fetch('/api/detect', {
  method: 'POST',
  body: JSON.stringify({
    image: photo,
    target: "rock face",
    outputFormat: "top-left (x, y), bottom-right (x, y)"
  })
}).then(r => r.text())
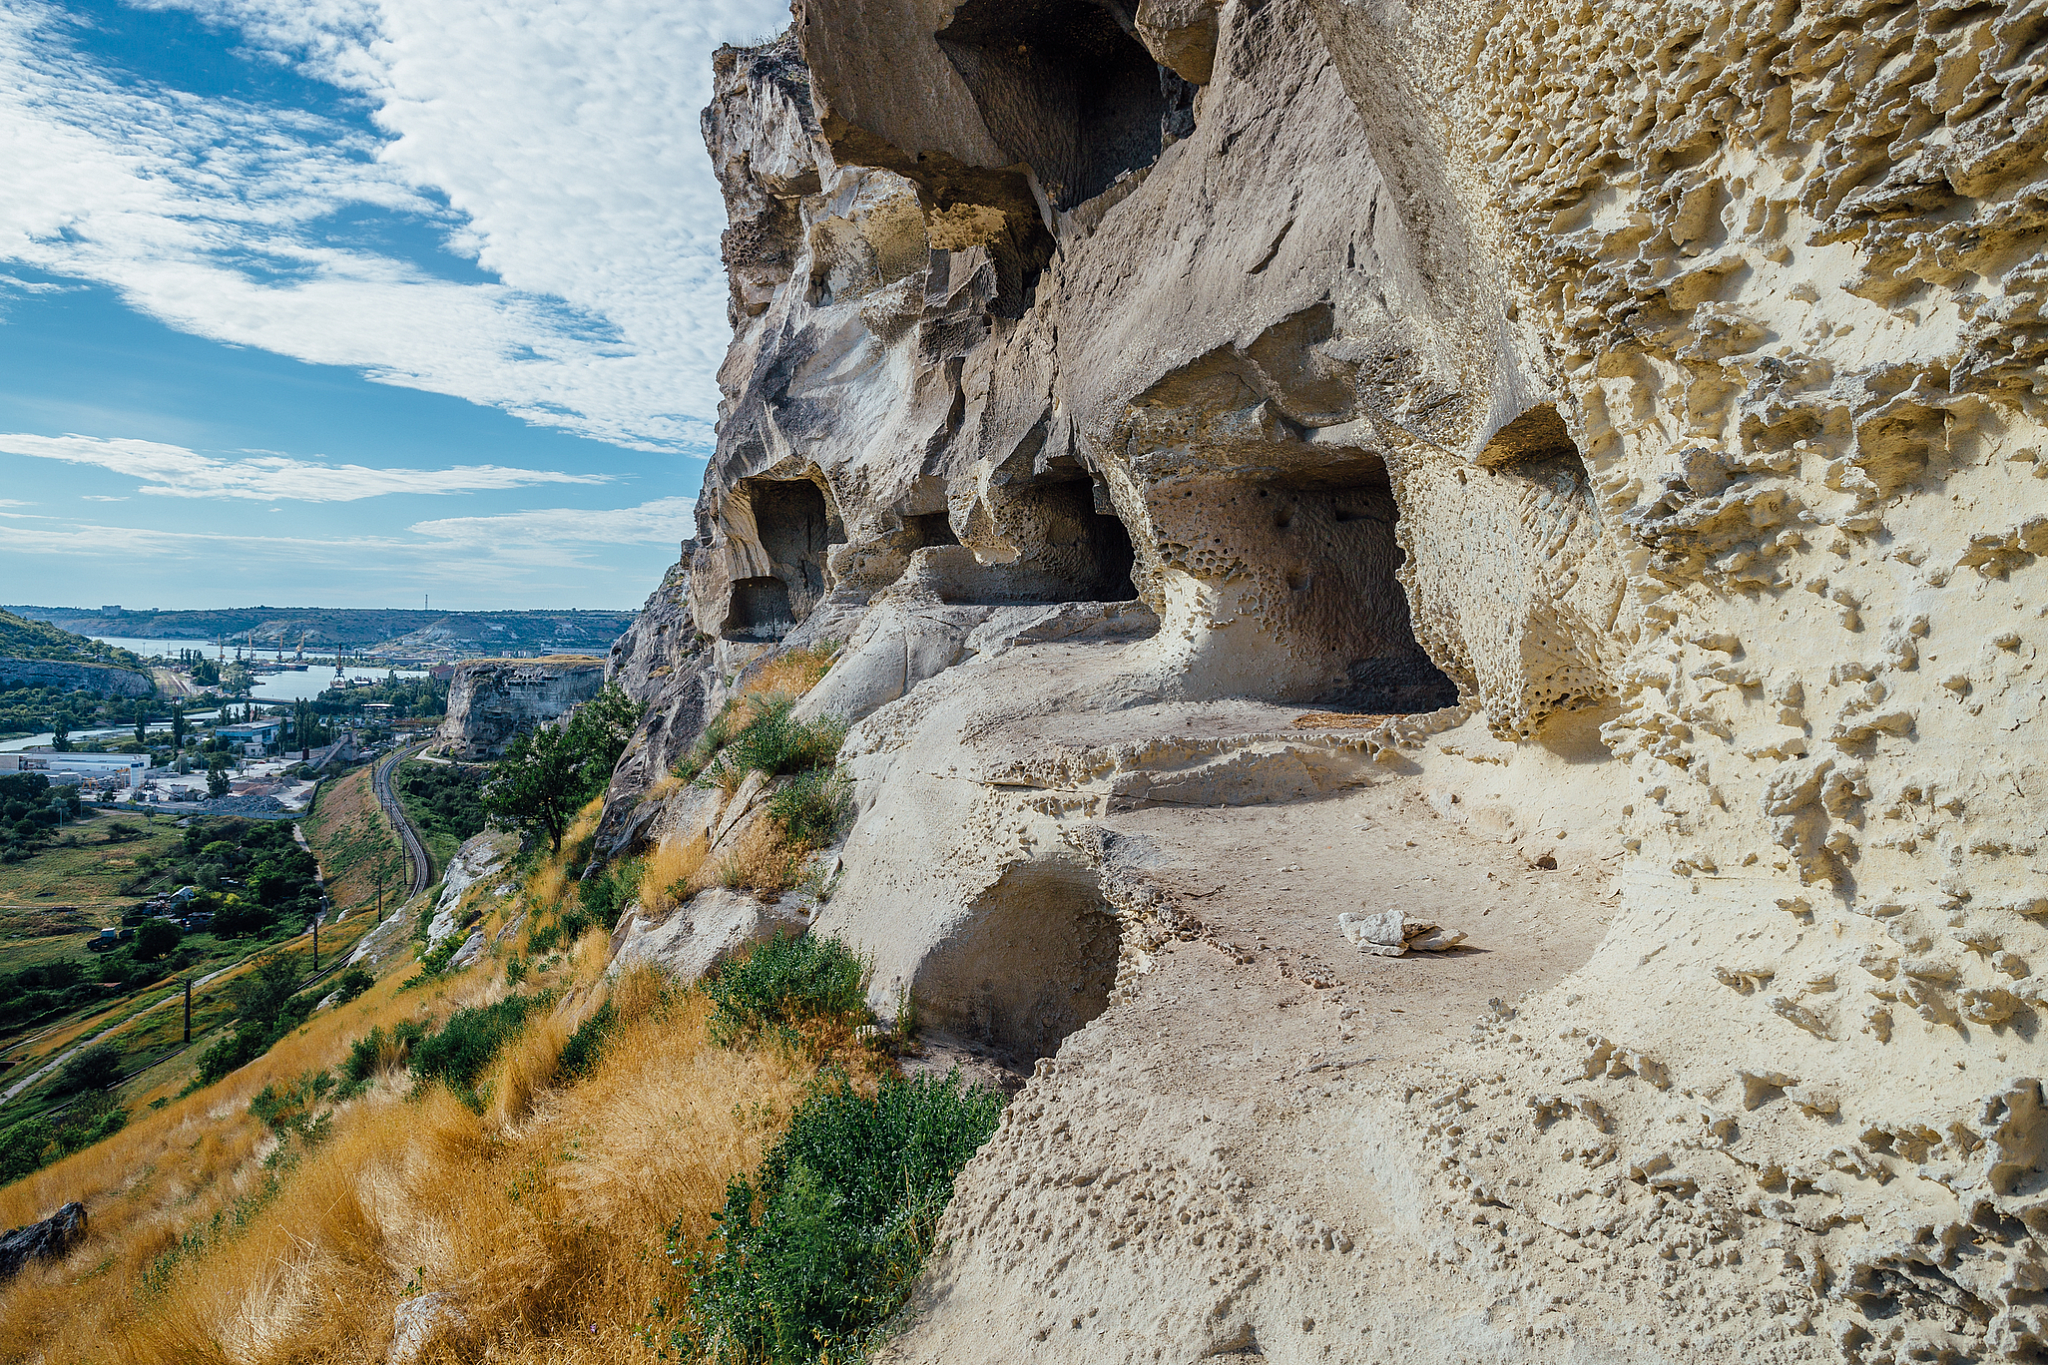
top-left (0, 658), bottom-right (152, 698)
top-left (436, 658), bottom-right (606, 760)
top-left (600, 9), bottom-right (2048, 1361)
top-left (0, 1202), bottom-right (86, 1279)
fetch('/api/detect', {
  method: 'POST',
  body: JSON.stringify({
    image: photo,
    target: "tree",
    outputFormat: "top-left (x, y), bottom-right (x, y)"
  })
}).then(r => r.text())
top-left (171, 701), bottom-right (187, 751)
top-left (134, 918), bottom-right (182, 961)
top-left (51, 717), bottom-right (70, 752)
top-left (133, 701), bottom-right (150, 746)
top-left (55, 1043), bottom-right (121, 1095)
top-left (482, 683), bottom-right (643, 853)
top-left (206, 759), bottom-right (231, 800)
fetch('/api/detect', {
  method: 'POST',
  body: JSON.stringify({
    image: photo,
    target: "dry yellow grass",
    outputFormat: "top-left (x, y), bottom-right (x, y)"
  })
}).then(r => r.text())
top-left (740, 644), bottom-right (836, 700)
top-left (638, 833), bottom-right (708, 916)
top-left (713, 816), bottom-right (804, 897)
top-left (0, 928), bottom-right (811, 1365)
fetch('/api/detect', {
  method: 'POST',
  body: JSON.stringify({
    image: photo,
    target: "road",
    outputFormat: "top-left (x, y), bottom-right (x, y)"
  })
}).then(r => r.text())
top-left (372, 744), bottom-right (435, 899)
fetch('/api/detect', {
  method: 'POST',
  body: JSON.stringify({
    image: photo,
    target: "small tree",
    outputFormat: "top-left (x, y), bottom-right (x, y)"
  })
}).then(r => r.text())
top-left (171, 701), bottom-right (187, 751)
top-left (51, 717), bottom-right (70, 752)
top-left (133, 701), bottom-right (150, 746)
top-left (482, 683), bottom-right (643, 853)
top-left (55, 1043), bottom-right (121, 1095)
top-left (206, 759), bottom-right (231, 800)
top-left (134, 918), bottom-right (182, 960)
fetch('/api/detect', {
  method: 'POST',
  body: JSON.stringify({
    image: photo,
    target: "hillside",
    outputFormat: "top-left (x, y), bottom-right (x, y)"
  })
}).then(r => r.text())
top-left (0, 610), bottom-right (143, 672)
top-left (4, 607), bottom-right (635, 654)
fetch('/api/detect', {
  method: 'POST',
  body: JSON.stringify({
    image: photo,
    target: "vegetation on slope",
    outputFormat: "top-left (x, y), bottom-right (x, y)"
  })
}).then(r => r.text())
top-left (484, 682), bottom-right (643, 852)
top-left (0, 608), bottom-right (145, 670)
top-left (0, 806), bottom-right (1002, 1365)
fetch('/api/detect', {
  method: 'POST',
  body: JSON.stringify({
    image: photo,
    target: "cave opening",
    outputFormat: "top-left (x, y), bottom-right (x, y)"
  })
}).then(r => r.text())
top-left (721, 477), bottom-right (845, 641)
top-left (904, 511), bottom-right (960, 549)
top-left (911, 860), bottom-right (1120, 1064)
top-left (1261, 461), bottom-right (1460, 713)
top-left (941, 478), bottom-right (1139, 605)
top-left (935, 0), bottom-right (1193, 213)
top-left (721, 577), bottom-right (795, 641)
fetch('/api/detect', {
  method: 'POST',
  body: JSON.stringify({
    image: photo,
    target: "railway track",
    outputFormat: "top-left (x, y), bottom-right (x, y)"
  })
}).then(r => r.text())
top-left (372, 743), bottom-right (434, 899)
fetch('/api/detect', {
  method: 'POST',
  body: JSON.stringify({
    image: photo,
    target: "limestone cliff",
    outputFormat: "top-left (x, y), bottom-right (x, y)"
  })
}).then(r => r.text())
top-left (436, 658), bottom-right (606, 761)
top-left (602, 7), bottom-right (2048, 1361)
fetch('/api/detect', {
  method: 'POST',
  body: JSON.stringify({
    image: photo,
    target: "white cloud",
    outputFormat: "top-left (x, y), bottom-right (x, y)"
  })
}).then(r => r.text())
top-left (0, 498), bottom-right (27, 506)
top-left (0, 0), bottom-right (789, 451)
top-left (0, 495), bottom-right (696, 579)
top-left (80, 494), bottom-right (129, 501)
top-left (409, 497), bottom-right (696, 547)
top-left (0, 431), bottom-right (609, 500)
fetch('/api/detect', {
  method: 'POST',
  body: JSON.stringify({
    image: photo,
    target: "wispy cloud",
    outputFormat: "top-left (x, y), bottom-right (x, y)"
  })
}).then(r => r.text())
top-left (0, 0), bottom-right (786, 451)
top-left (0, 495), bottom-right (695, 579)
top-left (410, 497), bottom-right (696, 547)
top-left (0, 431), bottom-right (608, 500)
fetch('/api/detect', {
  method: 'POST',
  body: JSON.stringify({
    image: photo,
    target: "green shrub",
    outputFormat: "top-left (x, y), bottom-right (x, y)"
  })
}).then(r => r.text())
top-left (672, 1071), bottom-right (1004, 1364)
top-left (409, 994), bottom-right (545, 1107)
top-left (578, 859), bottom-right (643, 931)
top-left (702, 933), bottom-right (867, 1050)
top-left (0, 1093), bottom-right (128, 1186)
top-left (55, 1042), bottom-right (121, 1095)
top-left (526, 919), bottom-right (562, 957)
top-left (765, 769), bottom-right (850, 850)
top-left (697, 698), bottom-right (846, 790)
top-left (554, 999), bottom-right (617, 1083)
top-left (332, 965), bottom-right (375, 1003)
top-left (248, 1069), bottom-right (334, 1136)
top-left (336, 1021), bottom-right (424, 1099)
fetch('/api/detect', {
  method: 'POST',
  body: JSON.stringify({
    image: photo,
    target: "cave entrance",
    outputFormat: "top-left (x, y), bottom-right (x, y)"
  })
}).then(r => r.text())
top-left (722, 577), bottom-right (795, 641)
top-left (935, 0), bottom-right (1193, 212)
top-left (722, 477), bottom-right (845, 642)
top-left (941, 478), bottom-right (1140, 606)
top-left (1264, 462), bottom-right (1458, 712)
top-left (912, 860), bottom-right (1119, 1063)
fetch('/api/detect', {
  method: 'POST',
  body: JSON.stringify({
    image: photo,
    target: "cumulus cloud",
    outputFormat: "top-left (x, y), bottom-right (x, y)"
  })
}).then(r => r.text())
top-left (0, 0), bottom-right (787, 451)
top-left (0, 431), bottom-right (609, 500)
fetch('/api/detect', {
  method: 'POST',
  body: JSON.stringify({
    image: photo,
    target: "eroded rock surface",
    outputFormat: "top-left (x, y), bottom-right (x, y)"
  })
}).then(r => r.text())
top-left (597, 7), bottom-right (2048, 1360)
top-left (436, 658), bottom-right (605, 760)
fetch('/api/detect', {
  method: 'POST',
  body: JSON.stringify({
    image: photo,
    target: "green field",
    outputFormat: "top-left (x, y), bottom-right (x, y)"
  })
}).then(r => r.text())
top-left (0, 813), bottom-right (184, 924)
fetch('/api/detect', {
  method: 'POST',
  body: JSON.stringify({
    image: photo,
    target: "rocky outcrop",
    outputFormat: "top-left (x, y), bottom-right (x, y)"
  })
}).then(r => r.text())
top-left (0, 658), bottom-right (152, 698)
top-left (435, 658), bottom-right (606, 761)
top-left (0, 1202), bottom-right (86, 1279)
top-left (596, 7), bottom-right (2048, 1361)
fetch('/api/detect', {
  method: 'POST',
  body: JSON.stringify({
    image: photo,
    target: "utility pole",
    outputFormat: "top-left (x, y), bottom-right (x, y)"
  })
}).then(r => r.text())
top-left (182, 977), bottom-right (191, 1044)
top-left (312, 915), bottom-right (319, 972)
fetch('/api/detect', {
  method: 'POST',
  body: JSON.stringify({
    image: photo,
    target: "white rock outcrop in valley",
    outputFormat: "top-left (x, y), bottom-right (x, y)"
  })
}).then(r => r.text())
top-left (596, 7), bottom-right (2048, 1361)
top-left (436, 657), bottom-right (606, 761)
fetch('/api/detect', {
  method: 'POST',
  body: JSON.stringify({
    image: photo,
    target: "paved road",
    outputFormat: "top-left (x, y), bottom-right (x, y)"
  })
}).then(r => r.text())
top-left (372, 744), bottom-right (434, 898)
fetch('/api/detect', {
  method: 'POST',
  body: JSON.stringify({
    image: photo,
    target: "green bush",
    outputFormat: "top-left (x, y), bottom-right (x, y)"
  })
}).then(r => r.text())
top-left (333, 965), bottom-right (375, 1003)
top-left (703, 933), bottom-right (868, 1050)
top-left (577, 859), bottom-right (643, 932)
top-left (409, 994), bottom-right (545, 1107)
top-left (336, 1021), bottom-right (425, 1099)
top-left (554, 999), bottom-right (617, 1083)
top-left (0, 1093), bottom-right (128, 1187)
top-left (697, 698), bottom-right (845, 789)
top-left (55, 1042), bottom-right (122, 1095)
top-left (765, 769), bottom-right (850, 850)
top-left (248, 1069), bottom-right (335, 1136)
top-left (672, 1071), bottom-right (1004, 1364)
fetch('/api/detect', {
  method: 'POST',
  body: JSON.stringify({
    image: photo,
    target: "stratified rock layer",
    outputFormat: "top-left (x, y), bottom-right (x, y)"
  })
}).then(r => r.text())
top-left (601, 7), bottom-right (2048, 1361)
top-left (436, 658), bottom-right (605, 760)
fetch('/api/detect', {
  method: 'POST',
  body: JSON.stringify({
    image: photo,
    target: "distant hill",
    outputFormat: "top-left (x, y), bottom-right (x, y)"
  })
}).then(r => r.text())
top-left (0, 608), bottom-right (146, 671)
top-left (6, 606), bottom-right (638, 655)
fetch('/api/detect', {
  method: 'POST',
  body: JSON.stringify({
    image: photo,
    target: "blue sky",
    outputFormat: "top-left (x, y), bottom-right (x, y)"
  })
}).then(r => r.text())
top-left (0, 0), bottom-right (787, 610)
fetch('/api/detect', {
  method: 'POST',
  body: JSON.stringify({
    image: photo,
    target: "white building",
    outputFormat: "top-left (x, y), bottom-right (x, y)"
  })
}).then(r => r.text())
top-left (0, 751), bottom-right (151, 788)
